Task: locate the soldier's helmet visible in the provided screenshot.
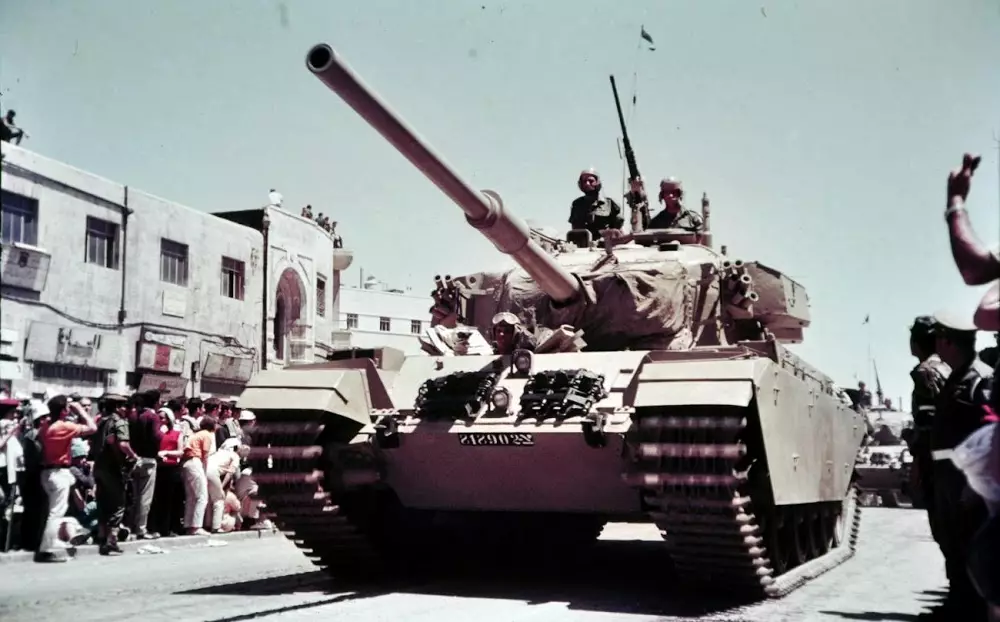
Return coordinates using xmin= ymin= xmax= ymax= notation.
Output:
xmin=491 ymin=312 xmax=522 ymax=330
xmin=578 ymin=168 xmax=602 ymax=193
xmin=910 ymin=315 xmax=938 ymax=340
xmin=658 ymin=177 xmax=684 ymax=202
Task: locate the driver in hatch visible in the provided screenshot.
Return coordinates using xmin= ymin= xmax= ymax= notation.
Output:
xmin=490 ymin=313 xmax=534 ymax=355
xmin=648 ymin=177 xmax=705 ymax=231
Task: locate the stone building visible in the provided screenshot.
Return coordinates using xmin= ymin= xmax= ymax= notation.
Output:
xmin=0 ymin=142 xmax=353 ymax=399
xmin=336 ymin=275 xmax=433 ymax=355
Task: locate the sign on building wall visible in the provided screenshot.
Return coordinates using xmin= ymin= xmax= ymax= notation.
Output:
xmin=202 ymin=352 xmax=254 ymax=383
xmin=0 ymin=244 xmax=51 ymax=292
xmin=137 ymin=373 xmax=188 ymax=400
xmin=24 ymin=321 xmax=122 ymax=370
xmin=137 ymin=342 xmax=186 ymax=374
xmin=136 ymin=327 xmax=188 ymax=375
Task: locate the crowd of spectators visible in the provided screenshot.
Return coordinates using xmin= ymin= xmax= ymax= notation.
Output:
xmin=299 ymin=204 xmax=343 ymax=247
xmin=0 ymin=389 xmax=269 ymax=561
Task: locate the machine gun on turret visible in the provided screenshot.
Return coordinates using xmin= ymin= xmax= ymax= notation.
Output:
xmin=610 ymin=75 xmax=650 ymax=233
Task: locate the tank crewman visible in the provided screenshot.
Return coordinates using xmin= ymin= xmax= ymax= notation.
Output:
xmin=490 ymin=312 xmax=536 ymax=355
xmin=647 ymin=178 xmax=705 ymax=230
xmin=930 ymin=309 xmax=996 ymax=617
xmin=908 ymin=315 xmax=952 ymax=536
xmin=568 ymin=169 xmax=624 ymax=241
xmin=91 ymin=393 xmax=138 ymax=556
xmin=856 ymin=381 xmax=873 ymax=409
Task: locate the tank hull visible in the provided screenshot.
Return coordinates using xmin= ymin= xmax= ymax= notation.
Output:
xmin=855 ymin=444 xmax=915 ymax=508
xmin=239 ymin=343 xmax=864 ymax=597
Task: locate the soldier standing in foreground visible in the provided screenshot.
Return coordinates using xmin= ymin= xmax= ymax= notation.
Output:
xmin=907 ymin=316 xmax=951 ymax=530
xmin=929 ymin=310 xmax=995 ymax=618
xmin=568 ymin=169 xmax=624 ymax=241
xmin=92 ymin=394 xmax=137 ymax=556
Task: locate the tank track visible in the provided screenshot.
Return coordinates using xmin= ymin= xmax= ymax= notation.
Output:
xmin=245 ymin=410 xmax=388 ymax=577
xmin=626 ymin=405 xmax=862 ymax=598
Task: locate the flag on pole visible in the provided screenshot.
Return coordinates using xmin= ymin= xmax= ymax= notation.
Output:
xmin=640 ymin=26 xmax=656 ymax=51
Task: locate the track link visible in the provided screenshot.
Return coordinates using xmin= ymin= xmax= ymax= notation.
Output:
xmin=626 ymin=406 xmax=862 ymax=598
xmin=246 ymin=412 xmax=386 ymax=576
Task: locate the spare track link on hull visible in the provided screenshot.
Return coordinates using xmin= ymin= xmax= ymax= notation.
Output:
xmin=626 ymin=406 xmax=862 ymax=599
xmin=246 ymin=412 xmax=385 ymax=576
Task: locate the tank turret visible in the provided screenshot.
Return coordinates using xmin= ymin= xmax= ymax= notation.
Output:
xmin=306 ymin=43 xmax=810 ymax=352
xmin=306 ymin=44 xmax=580 ymax=305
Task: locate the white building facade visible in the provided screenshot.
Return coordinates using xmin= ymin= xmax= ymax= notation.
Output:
xmin=335 ymin=276 xmax=433 ymax=355
xmin=0 ymin=142 xmax=353 ymax=400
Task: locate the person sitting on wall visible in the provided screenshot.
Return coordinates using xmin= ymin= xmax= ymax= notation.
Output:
xmin=1 ymin=110 xmax=26 ymax=145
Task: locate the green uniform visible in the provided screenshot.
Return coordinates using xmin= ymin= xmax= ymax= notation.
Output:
xmin=93 ymin=413 xmax=131 ymax=551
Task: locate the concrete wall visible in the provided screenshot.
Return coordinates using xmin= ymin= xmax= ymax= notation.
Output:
xmin=0 ymin=141 xmax=352 ymax=398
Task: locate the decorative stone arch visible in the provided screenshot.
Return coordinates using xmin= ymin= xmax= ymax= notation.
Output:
xmin=273 ymin=267 xmax=307 ymax=361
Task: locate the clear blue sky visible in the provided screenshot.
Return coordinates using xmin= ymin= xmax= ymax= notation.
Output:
xmin=2 ymin=0 xmax=998 ymax=402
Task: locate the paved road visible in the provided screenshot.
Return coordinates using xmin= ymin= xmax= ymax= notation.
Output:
xmin=0 ymin=508 xmax=948 ymax=622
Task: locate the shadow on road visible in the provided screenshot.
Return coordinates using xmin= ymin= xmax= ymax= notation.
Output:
xmin=178 ymin=539 xmax=761 ymax=618
xmin=395 ymin=540 xmax=763 ymax=617
xmin=819 ymin=588 xmax=949 ymax=621
xmin=180 ymin=571 xmax=393 ymax=622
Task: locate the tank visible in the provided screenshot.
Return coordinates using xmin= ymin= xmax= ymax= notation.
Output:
xmin=236 ymin=42 xmax=867 ymax=599
xmin=851 ymin=397 xmax=919 ymax=508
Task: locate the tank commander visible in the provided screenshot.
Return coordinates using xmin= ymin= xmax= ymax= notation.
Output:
xmin=647 ymin=178 xmax=705 ymax=230
xmin=907 ymin=315 xmax=951 ymax=540
xmin=568 ymin=168 xmax=624 ymax=241
xmin=929 ymin=309 xmax=995 ymax=618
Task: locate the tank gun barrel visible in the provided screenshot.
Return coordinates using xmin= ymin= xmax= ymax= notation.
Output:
xmin=305 ymin=44 xmax=580 ymax=304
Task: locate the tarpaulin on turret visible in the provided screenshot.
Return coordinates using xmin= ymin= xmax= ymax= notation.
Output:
xmin=494 ymin=260 xmax=695 ymax=351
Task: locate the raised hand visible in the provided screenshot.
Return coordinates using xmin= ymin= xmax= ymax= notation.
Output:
xmin=947 ymin=153 xmax=981 ymax=207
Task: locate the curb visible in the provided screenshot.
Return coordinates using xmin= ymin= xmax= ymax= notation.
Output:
xmin=0 ymin=528 xmax=283 ymax=564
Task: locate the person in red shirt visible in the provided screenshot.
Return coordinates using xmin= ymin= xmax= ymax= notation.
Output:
xmin=151 ymin=402 xmax=185 ymax=537
xmin=38 ymin=395 xmax=97 ymax=562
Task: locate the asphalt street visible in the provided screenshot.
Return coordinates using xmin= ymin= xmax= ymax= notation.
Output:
xmin=0 ymin=507 xmax=948 ymax=622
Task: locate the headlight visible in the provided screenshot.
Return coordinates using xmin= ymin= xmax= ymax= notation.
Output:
xmin=512 ymin=349 xmax=533 ymax=374
xmin=491 ymin=388 xmax=511 ymax=410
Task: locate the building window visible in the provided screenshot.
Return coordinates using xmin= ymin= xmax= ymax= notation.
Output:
xmin=84 ymin=216 xmax=120 ymax=269
xmin=0 ymin=190 xmax=39 ymax=246
xmin=346 ymin=313 xmax=358 ymax=329
xmin=379 ymin=317 xmax=391 ymax=332
xmin=316 ymin=276 xmax=326 ymax=317
xmin=410 ymin=320 xmax=422 ymax=334
xmin=221 ymin=256 xmax=245 ymax=300
xmin=160 ymin=238 xmax=189 ymax=286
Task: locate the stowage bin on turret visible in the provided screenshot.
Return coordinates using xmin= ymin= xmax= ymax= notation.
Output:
xmin=236 ymin=42 xmax=866 ymax=601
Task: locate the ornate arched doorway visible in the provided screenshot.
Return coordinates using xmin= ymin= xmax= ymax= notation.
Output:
xmin=273 ymin=268 xmax=305 ymax=361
